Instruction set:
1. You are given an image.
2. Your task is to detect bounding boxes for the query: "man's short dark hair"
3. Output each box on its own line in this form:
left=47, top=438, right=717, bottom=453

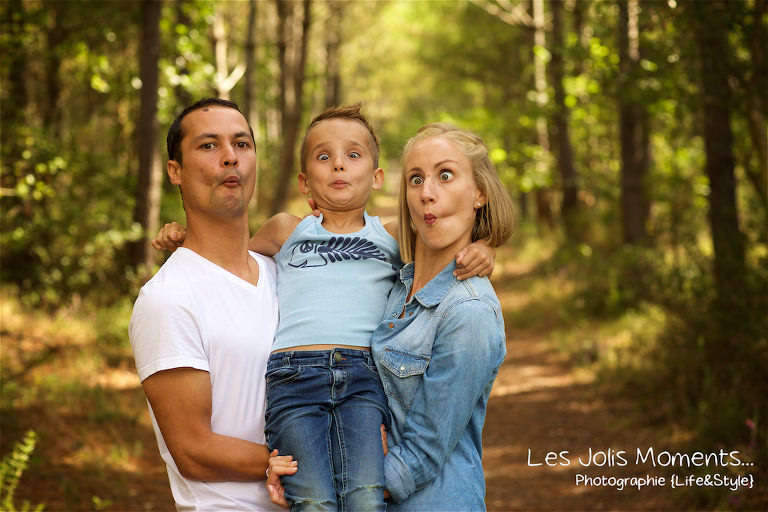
left=166, top=98, right=255, bottom=164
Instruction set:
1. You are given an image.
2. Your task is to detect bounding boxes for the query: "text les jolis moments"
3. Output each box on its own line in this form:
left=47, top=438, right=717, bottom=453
left=527, top=448, right=750, bottom=468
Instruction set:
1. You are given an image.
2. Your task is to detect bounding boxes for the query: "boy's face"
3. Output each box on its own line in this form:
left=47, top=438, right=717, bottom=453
left=299, top=118, right=383, bottom=212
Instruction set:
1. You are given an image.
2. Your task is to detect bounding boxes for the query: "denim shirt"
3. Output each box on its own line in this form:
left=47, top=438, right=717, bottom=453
left=371, top=260, right=506, bottom=511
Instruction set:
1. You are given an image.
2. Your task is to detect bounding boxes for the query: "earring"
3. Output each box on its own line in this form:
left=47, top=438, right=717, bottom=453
left=475, top=202, right=481, bottom=208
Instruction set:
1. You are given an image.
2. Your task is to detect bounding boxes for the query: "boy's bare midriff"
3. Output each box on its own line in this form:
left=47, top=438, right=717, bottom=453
left=271, top=344, right=370, bottom=353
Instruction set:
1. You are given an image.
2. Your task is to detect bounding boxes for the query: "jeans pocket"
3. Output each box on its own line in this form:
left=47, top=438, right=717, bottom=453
left=265, top=365, right=303, bottom=389
left=363, top=359, right=381, bottom=376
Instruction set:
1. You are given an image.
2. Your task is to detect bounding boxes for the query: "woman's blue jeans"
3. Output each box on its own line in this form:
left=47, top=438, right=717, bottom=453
left=264, top=348, right=389, bottom=511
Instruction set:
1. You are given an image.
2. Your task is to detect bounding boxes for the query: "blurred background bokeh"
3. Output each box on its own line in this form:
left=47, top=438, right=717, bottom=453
left=1, top=1, right=765, bottom=510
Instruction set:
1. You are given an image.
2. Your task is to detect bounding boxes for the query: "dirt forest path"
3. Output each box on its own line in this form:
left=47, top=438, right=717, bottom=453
left=482, top=259, right=679, bottom=511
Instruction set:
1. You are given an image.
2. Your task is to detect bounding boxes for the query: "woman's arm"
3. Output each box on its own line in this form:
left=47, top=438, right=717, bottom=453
left=383, top=300, right=505, bottom=503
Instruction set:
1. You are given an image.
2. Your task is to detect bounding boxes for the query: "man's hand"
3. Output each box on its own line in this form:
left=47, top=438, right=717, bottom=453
left=266, top=449, right=297, bottom=508
left=151, top=222, right=186, bottom=252
left=454, top=240, right=495, bottom=280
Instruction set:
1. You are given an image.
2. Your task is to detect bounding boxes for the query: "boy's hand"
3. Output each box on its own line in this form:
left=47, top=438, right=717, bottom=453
left=381, top=426, right=391, bottom=500
left=266, top=449, right=297, bottom=509
left=454, top=241, right=495, bottom=280
left=306, top=198, right=321, bottom=218
left=151, top=222, right=186, bottom=252
left=381, top=425, right=388, bottom=456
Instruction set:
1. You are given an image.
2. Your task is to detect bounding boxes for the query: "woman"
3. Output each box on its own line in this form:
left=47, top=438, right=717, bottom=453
left=269, top=123, right=514, bottom=510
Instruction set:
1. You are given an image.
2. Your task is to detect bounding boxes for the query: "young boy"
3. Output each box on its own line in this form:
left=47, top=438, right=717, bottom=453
left=155, top=104, right=494, bottom=511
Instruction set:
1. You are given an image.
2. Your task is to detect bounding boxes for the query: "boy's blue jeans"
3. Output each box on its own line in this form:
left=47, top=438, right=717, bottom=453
left=264, top=348, right=389, bottom=512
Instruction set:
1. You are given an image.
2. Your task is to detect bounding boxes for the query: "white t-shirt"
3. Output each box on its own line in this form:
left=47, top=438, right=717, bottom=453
left=129, top=248, right=281, bottom=511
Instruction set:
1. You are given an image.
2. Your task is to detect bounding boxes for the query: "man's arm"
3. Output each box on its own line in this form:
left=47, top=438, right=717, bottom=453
left=248, top=212, right=301, bottom=256
left=142, top=367, right=270, bottom=481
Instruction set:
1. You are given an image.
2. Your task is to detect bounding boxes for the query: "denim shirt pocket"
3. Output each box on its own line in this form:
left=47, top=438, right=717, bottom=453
left=378, top=348, right=430, bottom=410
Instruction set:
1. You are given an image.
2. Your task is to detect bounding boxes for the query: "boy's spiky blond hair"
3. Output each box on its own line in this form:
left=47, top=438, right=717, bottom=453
left=299, top=103, right=381, bottom=173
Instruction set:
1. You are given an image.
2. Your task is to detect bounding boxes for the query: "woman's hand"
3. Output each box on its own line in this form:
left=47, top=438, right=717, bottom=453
left=151, top=222, right=186, bottom=252
left=266, top=449, right=298, bottom=509
left=454, top=240, right=495, bottom=280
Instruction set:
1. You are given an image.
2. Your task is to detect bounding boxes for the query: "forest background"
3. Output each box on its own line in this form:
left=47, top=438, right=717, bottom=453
left=1, top=0, right=765, bottom=511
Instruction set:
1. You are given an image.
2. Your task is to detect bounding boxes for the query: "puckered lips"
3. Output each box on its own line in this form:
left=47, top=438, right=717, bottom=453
left=220, top=172, right=242, bottom=188
left=423, top=213, right=437, bottom=226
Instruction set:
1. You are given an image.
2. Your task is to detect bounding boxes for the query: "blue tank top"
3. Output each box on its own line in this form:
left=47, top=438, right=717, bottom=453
left=271, top=212, right=401, bottom=351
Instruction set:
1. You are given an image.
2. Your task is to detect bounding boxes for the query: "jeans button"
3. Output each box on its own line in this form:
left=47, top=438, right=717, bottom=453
left=334, top=352, right=343, bottom=362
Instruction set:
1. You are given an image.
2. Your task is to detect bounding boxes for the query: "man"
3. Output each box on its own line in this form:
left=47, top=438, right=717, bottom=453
left=129, top=98, right=282, bottom=510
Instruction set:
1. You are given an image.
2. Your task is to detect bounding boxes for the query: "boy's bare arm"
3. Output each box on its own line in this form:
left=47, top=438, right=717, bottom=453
left=248, top=212, right=301, bottom=256
left=151, top=214, right=300, bottom=256
left=152, top=222, right=186, bottom=252
left=455, top=239, right=495, bottom=280
left=383, top=220, right=400, bottom=243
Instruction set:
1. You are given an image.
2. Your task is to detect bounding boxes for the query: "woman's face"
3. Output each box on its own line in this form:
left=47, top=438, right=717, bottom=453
left=404, top=136, right=484, bottom=257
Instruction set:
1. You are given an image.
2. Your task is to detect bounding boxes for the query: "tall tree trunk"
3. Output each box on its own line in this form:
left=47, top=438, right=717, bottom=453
left=271, top=0, right=312, bottom=215
left=213, top=8, right=246, bottom=100
left=324, top=0, right=343, bottom=108
left=43, top=2, right=64, bottom=132
left=1, top=0, right=27, bottom=154
left=618, top=0, right=650, bottom=245
left=744, top=0, right=767, bottom=207
left=532, top=0, right=554, bottom=231
left=244, top=0, right=259, bottom=209
left=0, top=0, right=28, bottom=219
left=173, top=0, right=193, bottom=107
left=131, top=0, right=163, bottom=273
left=692, top=0, right=747, bottom=305
left=549, top=0, right=579, bottom=238
left=571, top=0, right=589, bottom=76
left=244, top=0, right=258, bottom=123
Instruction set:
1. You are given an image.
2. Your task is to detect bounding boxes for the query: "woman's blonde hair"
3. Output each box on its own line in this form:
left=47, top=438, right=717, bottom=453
left=397, top=123, right=515, bottom=263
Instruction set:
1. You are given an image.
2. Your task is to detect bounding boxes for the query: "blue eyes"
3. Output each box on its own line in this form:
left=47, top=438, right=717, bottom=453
left=317, top=152, right=361, bottom=161
left=408, top=171, right=453, bottom=185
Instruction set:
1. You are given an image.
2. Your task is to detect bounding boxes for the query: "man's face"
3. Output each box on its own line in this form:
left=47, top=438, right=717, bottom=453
left=168, top=106, right=257, bottom=218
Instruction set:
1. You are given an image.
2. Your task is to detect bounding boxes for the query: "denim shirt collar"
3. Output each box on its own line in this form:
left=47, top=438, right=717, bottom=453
left=398, top=260, right=459, bottom=308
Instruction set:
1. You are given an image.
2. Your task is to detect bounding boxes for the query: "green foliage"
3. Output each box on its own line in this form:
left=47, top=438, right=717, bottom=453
left=0, top=431, right=43, bottom=512
left=563, top=238, right=767, bottom=465
left=1, top=123, right=143, bottom=308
